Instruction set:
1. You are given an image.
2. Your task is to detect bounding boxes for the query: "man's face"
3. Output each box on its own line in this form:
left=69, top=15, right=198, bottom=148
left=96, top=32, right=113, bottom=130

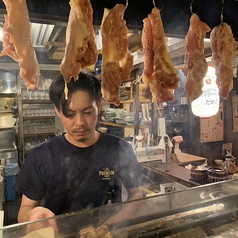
left=55, top=90, right=101, bottom=147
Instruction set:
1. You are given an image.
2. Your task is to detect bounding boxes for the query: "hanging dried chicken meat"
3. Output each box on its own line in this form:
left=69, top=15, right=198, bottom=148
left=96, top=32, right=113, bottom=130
left=210, top=23, right=237, bottom=99
left=60, top=0, right=97, bottom=98
left=0, top=0, right=40, bottom=89
left=142, top=7, right=180, bottom=103
left=141, top=18, right=154, bottom=83
left=182, top=14, right=211, bottom=102
left=100, top=4, right=133, bottom=106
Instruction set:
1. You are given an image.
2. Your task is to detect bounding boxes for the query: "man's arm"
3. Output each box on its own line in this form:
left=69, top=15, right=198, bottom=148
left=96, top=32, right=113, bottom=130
left=106, top=187, right=142, bottom=224
left=18, top=195, right=58, bottom=233
left=18, top=195, right=55, bottom=223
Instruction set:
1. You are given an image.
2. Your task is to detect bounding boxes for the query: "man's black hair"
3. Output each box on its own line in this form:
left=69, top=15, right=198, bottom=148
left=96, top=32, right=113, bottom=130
left=49, top=72, right=102, bottom=117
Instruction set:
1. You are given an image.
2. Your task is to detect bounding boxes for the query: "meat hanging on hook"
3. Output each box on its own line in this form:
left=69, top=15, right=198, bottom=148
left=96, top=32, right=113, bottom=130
left=141, top=3, right=180, bottom=104
left=100, top=0, right=134, bottom=105
left=0, top=0, right=40, bottom=90
left=60, top=0, right=97, bottom=100
left=210, top=0, right=237, bottom=99
left=182, top=0, right=211, bottom=102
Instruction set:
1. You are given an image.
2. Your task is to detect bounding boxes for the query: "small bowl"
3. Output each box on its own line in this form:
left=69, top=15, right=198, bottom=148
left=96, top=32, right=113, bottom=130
left=214, top=159, right=223, bottom=165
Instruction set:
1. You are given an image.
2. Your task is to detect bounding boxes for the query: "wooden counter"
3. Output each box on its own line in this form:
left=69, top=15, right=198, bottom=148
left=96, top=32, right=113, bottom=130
left=141, top=160, right=203, bottom=188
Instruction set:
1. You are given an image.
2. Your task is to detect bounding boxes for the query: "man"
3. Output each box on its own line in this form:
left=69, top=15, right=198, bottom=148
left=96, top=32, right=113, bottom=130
left=14, top=72, right=142, bottom=225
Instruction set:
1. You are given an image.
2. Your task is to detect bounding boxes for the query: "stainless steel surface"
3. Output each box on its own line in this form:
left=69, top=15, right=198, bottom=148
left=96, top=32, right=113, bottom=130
left=0, top=148, right=18, bottom=165
left=0, top=128, right=18, bottom=165
left=0, top=71, right=17, bottom=94
left=0, top=113, right=16, bottom=129
left=0, top=128, right=16, bottom=149
left=0, top=96, right=17, bottom=129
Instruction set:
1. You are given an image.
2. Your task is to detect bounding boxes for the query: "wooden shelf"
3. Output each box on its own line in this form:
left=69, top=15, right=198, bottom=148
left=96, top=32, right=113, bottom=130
left=23, top=116, right=55, bottom=120
left=23, top=131, right=55, bottom=137
left=165, top=104, right=189, bottom=107
left=22, top=100, right=52, bottom=104
left=166, top=120, right=189, bottom=123
left=0, top=110, right=14, bottom=113
left=102, top=98, right=151, bottom=104
left=0, top=126, right=15, bottom=130
left=98, top=121, right=134, bottom=128
left=0, top=93, right=17, bottom=98
left=98, top=121, right=152, bottom=129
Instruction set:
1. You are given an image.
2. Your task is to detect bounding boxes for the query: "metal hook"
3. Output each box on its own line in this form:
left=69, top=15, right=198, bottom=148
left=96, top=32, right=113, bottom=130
left=190, top=0, right=195, bottom=14
left=125, top=0, right=128, bottom=10
left=220, top=0, right=224, bottom=24
left=153, top=0, right=156, bottom=7
left=152, top=0, right=162, bottom=10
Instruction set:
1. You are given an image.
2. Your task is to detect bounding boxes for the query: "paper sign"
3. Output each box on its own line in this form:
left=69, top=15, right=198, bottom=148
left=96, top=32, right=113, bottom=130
left=232, top=96, right=238, bottom=132
left=200, top=102, right=224, bottom=143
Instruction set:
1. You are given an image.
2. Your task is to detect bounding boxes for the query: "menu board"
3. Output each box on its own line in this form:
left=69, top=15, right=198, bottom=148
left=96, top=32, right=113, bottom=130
left=200, top=102, right=224, bottom=143
left=232, top=96, right=238, bottom=132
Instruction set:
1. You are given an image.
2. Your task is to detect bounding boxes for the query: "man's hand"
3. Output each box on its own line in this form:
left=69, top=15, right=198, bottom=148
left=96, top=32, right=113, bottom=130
left=28, top=206, right=55, bottom=221
left=26, top=207, right=58, bottom=233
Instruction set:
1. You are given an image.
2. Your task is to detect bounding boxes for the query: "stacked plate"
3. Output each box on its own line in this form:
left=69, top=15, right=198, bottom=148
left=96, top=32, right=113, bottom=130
left=124, top=111, right=134, bottom=125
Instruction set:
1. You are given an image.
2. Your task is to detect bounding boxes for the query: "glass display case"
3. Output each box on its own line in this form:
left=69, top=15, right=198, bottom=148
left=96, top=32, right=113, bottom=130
left=2, top=179, right=238, bottom=237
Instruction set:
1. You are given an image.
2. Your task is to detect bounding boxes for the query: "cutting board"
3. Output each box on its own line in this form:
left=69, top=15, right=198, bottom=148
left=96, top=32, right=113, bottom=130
left=175, top=151, right=206, bottom=163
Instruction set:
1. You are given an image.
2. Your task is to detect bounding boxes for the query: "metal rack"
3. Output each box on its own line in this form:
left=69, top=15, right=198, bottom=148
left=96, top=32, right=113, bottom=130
left=17, top=71, right=60, bottom=164
left=19, top=94, right=56, bottom=163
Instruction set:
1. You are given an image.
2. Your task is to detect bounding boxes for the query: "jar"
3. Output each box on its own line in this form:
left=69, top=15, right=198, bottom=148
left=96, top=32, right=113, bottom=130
left=221, top=158, right=237, bottom=175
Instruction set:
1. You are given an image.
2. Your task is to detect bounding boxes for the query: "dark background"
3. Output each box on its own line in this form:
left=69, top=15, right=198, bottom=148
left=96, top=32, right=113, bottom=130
left=0, top=0, right=238, bottom=40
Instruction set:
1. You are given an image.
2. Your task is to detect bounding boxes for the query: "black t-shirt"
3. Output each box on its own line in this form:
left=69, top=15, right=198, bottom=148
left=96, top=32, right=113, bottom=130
left=13, top=133, right=141, bottom=215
